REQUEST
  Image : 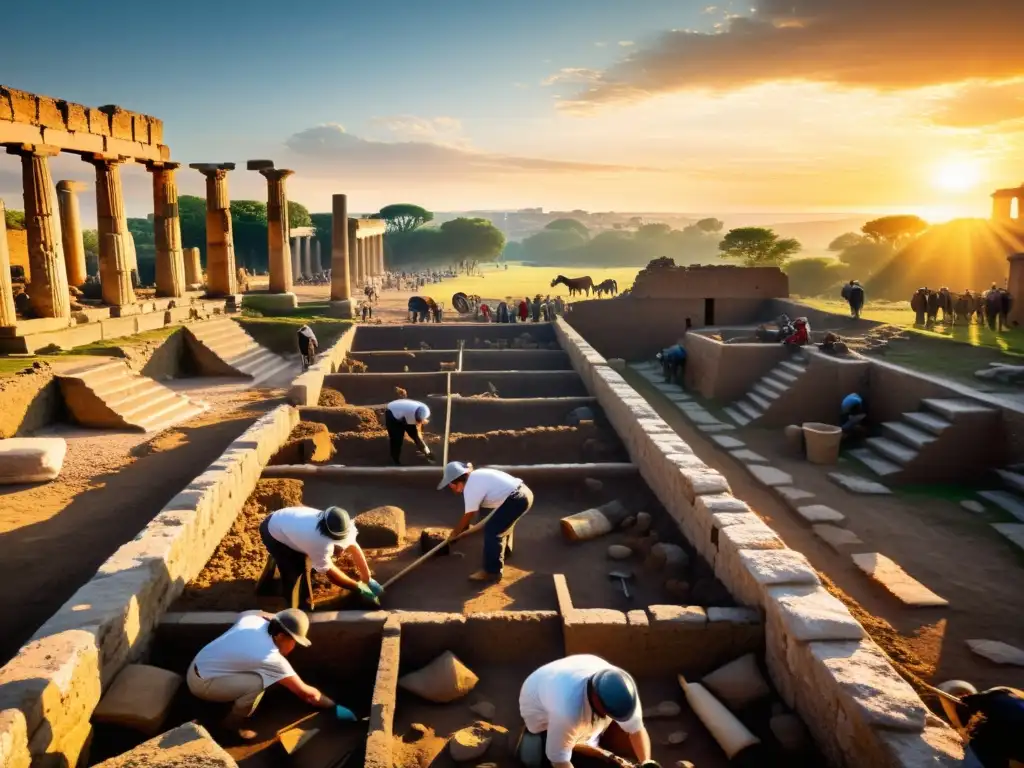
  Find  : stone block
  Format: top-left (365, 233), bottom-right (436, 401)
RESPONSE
top-left (775, 486), bottom-right (815, 509)
top-left (354, 506), bottom-right (406, 548)
top-left (40, 126), bottom-right (105, 154)
top-left (813, 524), bottom-right (864, 552)
top-left (795, 504), bottom-right (845, 524)
top-left (876, 720), bottom-right (979, 767)
top-left (731, 448), bottom-right (769, 464)
top-left (0, 120), bottom-right (43, 145)
top-left (87, 107), bottom-right (111, 136)
top-left (132, 113), bottom-right (150, 144)
top-left (850, 553), bottom-right (948, 608)
top-left (715, 521), bottom-right (785, 590)
top-left (829, 472), bottom-right (891, 495)
top-left (711, 434), bottom-right (745, 449)
top-left (6, 87), bottom-right (36, 123)
top-left (0, 437), bottom-right (67, 484)
top-left (36, 97), bottom-right (64, 130)
top-left (149, 118), bottom-right (164, 145)
top-left (100, 105), bottom-right (134, 140)
top-left (92, 664), bottom-right (182, 736)
top-left (733, 548), bottom-right (820, 608)
top-left (766, 585), bottom-right (864, 643)
top-left (30, 715), bottom-right (92, 768)
top-left (91, 722), bottom-right (238, 767)
top-left (965, 638), bottom-right (1024, 666)
top-left (676, 465), bottom-right (730, 502)
top-left (707, 606), bottom-right (761, 624)
top-left (60, 100), bottom-right (88, 132)
top-left (746, 463), bottom-right (793, 487)
top-left (648, 605), bottom-right (707, 626)
top-left (0, 708), bottom-right (30, 768)
top-left (0, 88), bottom-right (13, 122)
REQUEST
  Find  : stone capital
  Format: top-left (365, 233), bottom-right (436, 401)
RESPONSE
top-left (189, 162), bottom-right (236, 175)
top-left (246, 159), bottom-right (276, 171)
top-left (140, 160), bottom-right (181, 172)
top-left (259, 168), bottom-right (295, 181)
top-left (57, 180), bottom-right (89, 193)
top-left (83, 152), bottom-right (129, 167)
top-left (5, 143), bottom-right (61, 158)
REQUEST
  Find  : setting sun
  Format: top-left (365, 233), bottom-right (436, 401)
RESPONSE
top-left (933, 158), bottom-right (984, 193)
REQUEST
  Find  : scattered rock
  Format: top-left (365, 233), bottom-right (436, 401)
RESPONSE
top-left (399, 651), bottom-right (479, 703)
top-left (643, 700), bottom-right (682, 719)
top-left (634, 512), bottom-right (652, 534)
top-left (711, 435), bottom-right (745, 449)
top-left (420, 527), bottom-right (453, 556)
top-left (450, 724), bottom-right (493, 762)
top-left (960, 500), bottom-right (985, 514)
top-left (584, 477), bottom-right (604, 493)
top-left (353, 505), bottom-right (406, 548)
top-left (469, 700), bottom-right (496, 720)
top-left (566, 406), bottom-right (595, 426)
top-left (770, 713), bottom-right (810, 752)
top-left (409, 723), bottom-right (429, 742)
top-left (747, 464), bottom-right (794, 487)
top-left (702, 653), bottom-right (771, 710)
top-left (620, 516), bottom-right (636, 530)
top-left (645, 543), bottom-right (688, 573)
top-left (828, 472), bottom-right (892, 495)
top-left (664, 731), bottom-right (688, 746)
top-left (607, 544), bottom-right (633, 560)
top-left (966, 639), bottom-right (1024, 666)
top-left (675, 762), bottom-right (695, 768)
top-left (812, 524), bottom-right (863, 552)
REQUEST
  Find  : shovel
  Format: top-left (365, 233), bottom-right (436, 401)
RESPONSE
top-left (609, 570), bottom-right (634, 599)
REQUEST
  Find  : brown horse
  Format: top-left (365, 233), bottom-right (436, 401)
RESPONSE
top-left (594, 279), bottom-right (618, 297)
top-left (551, 274), bottom-right (594, 297)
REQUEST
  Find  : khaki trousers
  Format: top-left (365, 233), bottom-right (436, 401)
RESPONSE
top-left (187, 664), bottom-right (265, 718)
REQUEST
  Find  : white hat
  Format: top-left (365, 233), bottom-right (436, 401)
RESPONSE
top-left (437, 461), bottom-right (472, 490)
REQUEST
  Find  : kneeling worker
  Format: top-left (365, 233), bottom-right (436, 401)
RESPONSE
top-left (187, 608), bottom-right (357, 738)
top-left (656, 343), bottom-right (686, 385)
top-left (259, 505), bottom-right (382, 609)
top-left (438, 461), bottom-right (533, 582)
top-left (517, 654), bottom-right (655, 768)
top-left (840, 393), bottom-right (867, 440)
top-left (386, 398), bottom-right (435, 465)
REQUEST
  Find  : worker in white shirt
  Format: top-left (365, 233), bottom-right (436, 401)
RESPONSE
top-left (437, 461), bottom-right (533, 582)
top-left (385, 398), bottom-right (435, 465)
top-left (517, 655), bottom-right (654, 768)
top-left (187, 608), bottom-right (358, 739)
top-left (258, 505), bottom-right (382, 609)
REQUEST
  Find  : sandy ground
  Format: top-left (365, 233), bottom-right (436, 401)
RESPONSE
top-left (621, 369), bottom-right (1024, 695)
top-left (0, 377), bottom-right (287, 665)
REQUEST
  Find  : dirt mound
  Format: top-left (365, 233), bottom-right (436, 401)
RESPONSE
top-left (318, 387), bottom-right (347, 407)
top-left (299, 406), bottom-right (381, 434)
top-left (290, 421), bottom-right (327, 440)
top-left (338, 357), bottom-right (368, 373)
top-left (394, 386), bottom-right (408, 399)
top-left (270, 422), bottom-right (335, 465)
top-left (354, 505), bottom-right (406, 548)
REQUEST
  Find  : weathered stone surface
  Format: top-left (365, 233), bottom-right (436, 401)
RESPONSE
top-left (808, 639), bottom-right (928, 731)
top-left (766, 585), bottom-right (864, 642)
top-left (850, 553), bottom-right (948, 607)
top-left (730, 449), bottom-right (769, 464)
top-left (469, 700), bottom-right (496, 720)
top-left (965, 639), bottom-right (1024, 666)
top-left (739, 549), bottom-right (821, 591)
top-left (813, 524), bottom-right (864, 552)
top-left (634, 511), bottom-right (652, 534)
top-left (711, 435), bottom-right (745, 449)
top-left (607, 545), bottom-right (633, 560)
top-left (828, 473), bottom-right (891, 495)
top-left (644, 700), bottom-right (682, 719)
top-left (795, 504), bottom-right (846, 524)
top-left (719, 521), bottom-right (784, 553)
top-left (776, 486), bottom-right (815, 508)
top-left (648, 605), bottom-right (707, 625)
top-left (92, 664), bottom-right (182, 735)
top-left (707, 606), bottom-right (761, 624)
top-left (92, 722), bottom-right (238, 767)
top-left (353, 505), bottom-right (406, 548)
top-left (0, 438), bottom-right (67, 484)
top-left (702, 653), bottom-right (771, 709)
top-left (0, 708), bottom-right (29, 768)
top-left (677, 466), bottom-right (731, 500)
top-left (747, 464), bottom-right (793, 487)
top-left (876, 721), bottom-right (979, 767)
top-left (960, 499), bottom-right (985, 514)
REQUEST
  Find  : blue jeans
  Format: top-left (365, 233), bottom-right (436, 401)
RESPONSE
top-left (482, 485), bottom-right (533, 574)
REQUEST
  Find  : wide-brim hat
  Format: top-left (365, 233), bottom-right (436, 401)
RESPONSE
top-left (274, 608), bottom-right (312, 647)
top-left (437, 461), bottom-right (472, 490)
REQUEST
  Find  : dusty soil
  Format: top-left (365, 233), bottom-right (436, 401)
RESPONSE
top-left (318, 387), bottom-right (347, 407)
top-left (623, 369), bottom-right (1024, 696)
top-left (172, 475), bottom-right (727, 614)
top-left (0, 381), bottom-right (283, 665)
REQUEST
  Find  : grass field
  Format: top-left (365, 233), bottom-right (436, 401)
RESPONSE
top-left (436, 264), bottom-right (642, 302)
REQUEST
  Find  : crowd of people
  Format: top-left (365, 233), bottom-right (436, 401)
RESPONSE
top-left (478, 295), bottom-right (565, 324)
top-left (910, 284), bottom-right (1013, 330)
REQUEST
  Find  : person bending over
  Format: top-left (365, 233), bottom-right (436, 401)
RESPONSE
top-left (385, 398), bottom-right (434, 465)
top-left (840, 393), bottom-right (868, 441)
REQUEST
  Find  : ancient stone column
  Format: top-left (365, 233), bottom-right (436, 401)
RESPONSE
top-left (145, 161), bottom-right (186, 298)
top-left (0, 200), bottom-right (17, 326)
top-left (376, 234), bottom-right (385, 276)
top-left (312, 240), bottom-right (323, 274)
top-left (352, 235), bottom-right (363, 288)
top-left (290, 236), bottom-right (300, 278)
top-left (249, 163), bottom-right (294, 293)
top-left (183, 247), bottom-right (202, 286)
top-left (87, 154), bottom-right (135, 308)
top-left (300, 236), bottom-right (312, 279)
top-left (56, 180), bottom-right (88, 287)
top-left (190, 163), bottom-right (238, 297)
top-left (8, 145), bottom-right (70, 319)
top-left (329, 193), bottom-right (353, 317)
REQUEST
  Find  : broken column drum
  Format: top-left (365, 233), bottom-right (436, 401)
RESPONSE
top-left (183, 247), bottom-right (202, 287)
top-left (146, 162), bottom-right (186, 298)
top-left (88, 155), bottom-right (135, 308)
top-left (56, 180), bottom-right (89, 287)
top-left (191, 164), bottom-right (238, 297)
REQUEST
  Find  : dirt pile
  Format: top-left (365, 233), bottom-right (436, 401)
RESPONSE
top-left (270, 422), bottom-right (336, 465)
top-left (338, 357), bottom-right (368, 373)
top-left (318, 387), bottom-right (347, 407)
top-left (300, 406), bottom-right (381, 433)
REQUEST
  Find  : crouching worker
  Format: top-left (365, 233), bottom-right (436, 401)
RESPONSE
top-left (937, 680), bottom-right (1024, 768)
top-left (297, 325), bottom-right (318, 371)
top-left (187, 609), bottom-right (358, 739)
top-left (438, 461), bottom-right (533, 583)
top-left (516, 654), bottom-right (655, 768)
top-left (840, 393), bottom-right (868, 441)
top-left (656, 343), bottom-right (686, 385)
top-left (386, 398), bottom-right (435, 465)
top-left (259, 505), bottom-right (383, 609)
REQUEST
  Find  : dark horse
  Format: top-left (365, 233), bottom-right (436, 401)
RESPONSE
top-left (551, 274), bottom-right (594, 297)
top-left (594, 279), bottom-right (618, 297)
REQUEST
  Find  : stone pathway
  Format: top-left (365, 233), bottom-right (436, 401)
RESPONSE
top-left (966, 639), bottom-right (1024, 666)
top-left (626, 360), bottom-right (950, 612)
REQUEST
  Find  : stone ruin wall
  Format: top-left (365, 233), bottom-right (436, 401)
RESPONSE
top-left (631, 263), bottom-right (790, 300)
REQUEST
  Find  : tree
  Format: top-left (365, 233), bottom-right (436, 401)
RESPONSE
top-left (544, 218), bottom-right (590, 239)
top-left (229, 200), bottom-right (269, 271)
top-left (719, 227), bottom-right (801, 266)
top-left (696, 217), bottom-right (724, 233)
top-left (288, 201), bottom-right (313, 229)
top-left (82, 229), bottom-right (98, 256)
top-left (861, 215), bottom-right (928, 248)
top-left (438, 217), bottom-right (505, 261)
top-left (178, 195), bottom-right (208, 258)
top-left (637, 223), bottom-right (672, 239)
top-left (3, 207), bottom-right (24, 230)
top-left (785, 257), bottom-right (848, 297)
top-left (522, 228), bottom-right (587, 260)
top-left (378, 203), bottom-right (433, 233)
top-left (836, 241), bottom-right (894, 277)
top-left (310, 212), bottom-right (332, 262)
top-left (828, 232), bottom-right (865, 252)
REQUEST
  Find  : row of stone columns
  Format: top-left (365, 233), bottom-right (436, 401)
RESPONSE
top-left (327, 194), bottom-right (387, 318)
top-left (290, 235), bottom-right (323, 280)
top-left (349, 232), bottom-right (384, 289)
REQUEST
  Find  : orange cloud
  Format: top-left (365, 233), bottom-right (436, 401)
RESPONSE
top-left (929, 80), bottom-right (1024, 129)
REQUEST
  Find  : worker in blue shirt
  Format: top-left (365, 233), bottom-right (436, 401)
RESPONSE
top-left (656, 343), bottom-right (686, 385)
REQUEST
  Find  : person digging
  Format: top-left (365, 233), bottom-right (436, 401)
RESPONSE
top-left (258, 505), bottom-right (383, 609)
top-left (187, 608), bottom-right (359, 740)
top-left (516, 654), bottom-right (656, 768)
top-left (385, 398), bottom-right (436, 465)
top-left (936, 680), bottom-right (1024, 768)
top-left (438, 461), bottom-right (533, 583)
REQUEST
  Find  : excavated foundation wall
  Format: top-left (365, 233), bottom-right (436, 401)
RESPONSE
top-left (351, 323), bottom-right (557, 352)
top-left (288, 325), bottom-right (357, 406)
top-left (556, 318), bottom-right (970, 768)
top-left (684, 332), bottom-right (788, 402)
top-left (348, 349), bottom-right (571, 373)
top-left (322, 370), bottom-right (588, 404)
top-left (0, 405), bottom-right (300, 768)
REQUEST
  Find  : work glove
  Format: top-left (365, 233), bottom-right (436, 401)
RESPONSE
top-left (334, 704), bottom-right (357, 722)
top-left (368, 579), bottom-right (384, 598)
top-left (356, 582), bottom-right (379, 604)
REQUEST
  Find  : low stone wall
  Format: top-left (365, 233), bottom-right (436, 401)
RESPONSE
top-left (0, 405), bottom-right (299, 768)
top-left (553, 318), bottom-right (971, 768)
top-left (683, 332), bottom-right (787, 402)
top-left (288, 325), bottom-right (357, 406)
top-left (350, 322), bottom-right (557, 352)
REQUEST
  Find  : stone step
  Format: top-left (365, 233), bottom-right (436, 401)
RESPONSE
top-left (142, 404), bottom-right (207, 434)
top-left (117, 388), bottom-right (182, 420)
top-left (779, 360), bottom-right (806, 375)
top-left (921, 398), bottom-right (998, 420)
top-left (73, 362), bottom-right (133, 389)
top-left (189, 323), bottom-right (241, 344)
top-left (135, 398), bottom-right (203, 432)
top-left (747, 391), bottom-right (774, 411)
top-left (723, 406), bottom-right (751, 427)
top-left (760, 375), bottom-right (789, 393)
top-left (848, 447), bottom-right (903, 477)
top-left (865, 436), bottom-right (919, 466)
top-left (978, 490), bottom-right (1024, 524)
top-left (752, 383), bottom-right (781, 401)
top-left (237, 351), bottom-right (280, 376)
top-left (247, 357), bottom-right (293, 386)
top-left (902, 411), bottom-right (952, 436)
top-left (881, 421), bottom-right (938, 450)
top-left (736, 399), bottom-right (763, 421)
top-left (991, 523), bottom-right (1024, 553)
top-left (995, 469), bottom-right (1024, 495)
top-left (103, 379), bottom-right (167, 409)
top-left (773, 368), bottom-right (799, 384)
top-left (223, 345), bottom-right (266, 369)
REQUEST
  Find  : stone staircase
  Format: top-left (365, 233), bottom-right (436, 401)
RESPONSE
top-left (848, 398), bottom-right (999, 483)
top-left (976, 469), bottom-right (1024, 554)
top-left (58, 361), bottom-right (207, 433)
top-left (184, 318), bottom-right (292, 386)
top-left (723, 357), bottom-right (808, 427)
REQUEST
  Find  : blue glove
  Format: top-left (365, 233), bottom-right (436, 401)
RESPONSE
top-left (368, 579), bottom-right (384, 598)
top-left (356, 583), bottom-right (378, 603)
top-left (334, 704), bottom-right (357, 722)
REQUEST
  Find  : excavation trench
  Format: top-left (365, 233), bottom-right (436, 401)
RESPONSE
top-left (347, 349), bottom-right (572, 373)
top-left (321, 371), bottom-right (587, 405)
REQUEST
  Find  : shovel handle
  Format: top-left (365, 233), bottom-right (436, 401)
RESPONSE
top-left (381, 509), bottom-right (497, 589)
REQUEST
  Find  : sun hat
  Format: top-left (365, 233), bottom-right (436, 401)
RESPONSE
top-left (437, 461), bottom-right (472, 490)
top-left (274, 608), bottom-right (312, 647)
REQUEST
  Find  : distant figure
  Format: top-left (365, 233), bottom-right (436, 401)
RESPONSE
top-left (479, 303), bottom-right (491, 322)
top-left (657, 343), bottom-right (686, 385)
top-left (840, 393), bottom-right (867, 441)
top-left (519, 299), bottom-right (529, 322)
top-left (784, 317), bottom-right (810, 347)
top-left (531, 296), bottom-right (541, 322)
top-left (297, 325), bottom-right (318, 371)
top-left (497, 301), bottom-right (509, 323)
top-left (986, 284), bottom-right (1003, 331)
top-left (844, 280), bottom-right (865, 319)
top-left (926, 289), bottom-right (939, 326)
top-left (1000, 288), bottom-right (1013, 331)
top-left (910, 288), bottom-right (927, 326)
top-left (938, 287), bottom-right (953, 322)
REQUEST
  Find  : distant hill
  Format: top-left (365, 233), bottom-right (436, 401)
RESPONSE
top-left (766, 218), bottom-right (869, 252)
top-left (866, 218), bottom-right (1024, 300)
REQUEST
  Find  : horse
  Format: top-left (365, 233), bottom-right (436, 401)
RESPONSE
top-left (551, 274), bottom-right (594, 297)
top-left (594, 279), bottom-right (618, 297)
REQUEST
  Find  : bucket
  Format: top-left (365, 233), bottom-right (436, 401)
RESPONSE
top-left (802, 422), bottom-right (842, 465)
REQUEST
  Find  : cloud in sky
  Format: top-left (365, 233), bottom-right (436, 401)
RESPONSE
top-left (370, 114), bottom-right (467, 147)
top-left (560, 0), bottom-right (1024, 109)
top-left (929, 80), bottom-right (1024, 130)
top-left (541, 68), bottom-right (603, 87)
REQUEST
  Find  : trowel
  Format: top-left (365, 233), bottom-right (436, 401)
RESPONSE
top-left (608, 569), bottom-right (634, 599)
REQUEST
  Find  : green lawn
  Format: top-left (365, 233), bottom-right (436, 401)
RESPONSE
top-left (427, 264), bottom-right (642, 304)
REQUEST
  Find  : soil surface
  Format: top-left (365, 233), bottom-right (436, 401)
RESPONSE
top-left (173, 475), bottom-right (727, 614)
top-left (622, 369), bottom-right (1024, 696)
top-left (0, 379), bottom-right (282, 665)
